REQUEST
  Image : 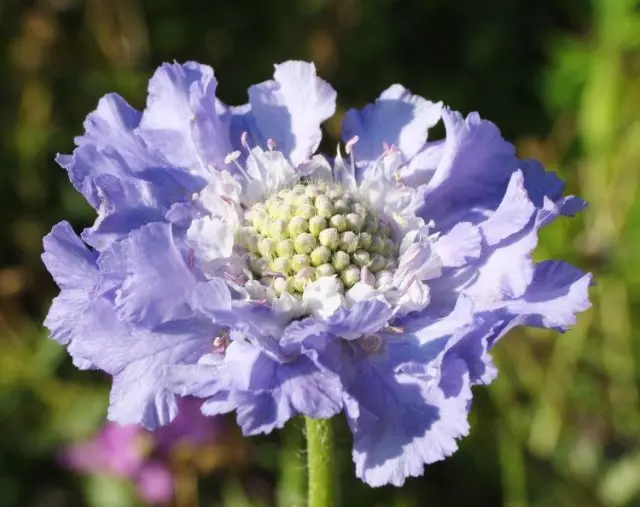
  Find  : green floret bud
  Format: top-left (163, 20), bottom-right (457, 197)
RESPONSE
top-left (291, 254), bottom-right (311, 272)
top-left (266, 197), bottom-right (284, 215)
top-left (332, 250), bottom-right (351, 272)
top-left (248, 254), bottom-right (268, 275)
top-left (294, 194), bottom-right (312, 209)
top-left (304, 184), bottom-right (320, 198)
top-left (351, 202), bottom-right (366, 216)
top-left (269, 219), bottom-right (288, 240)
top-left (370, 236), bottom-right (386, 255)
top-left (258, 237), bottom-right (277, 259)
top-left (334, 198), bottom-right (350, 214)
top-left (315, 263), bottom-right (335, 278)
top-left (276, 239), bottom-right (295, 258)
top-left (352, 250), bottom-right (371, 268)
top-left (346, 212), bottom-right (363, 232)
top-left (296, 202), bottom-right (316, 219)
top-left (309, 216), bottom-right (328, 237)
top-left (287, 216), bottom-right (308, 237)
top-left (340, 265), bottom-right (360, 288)
top-left (364, 214), bottom-right (379, 234)
top-left (310, 245), bottom-right (331, 266)
top-left (282, 190), bottom-right (297, 206)
top-left (270, 257), bottom-right (290, 275)
top-left (292, 184), bottom-right (306, 195)
top-left (314, 195), bottom-right (334, 218)
top-left (271, 277), bottom-right (288, 295)
top-left (294, 267), bottom-right (315, 292)
top-left (357, 232), bottom-right (372, 250)
top-left (319, 228), bottom-right (340, 250)
top-left (368, 253), bottom-right (387, 273)
top-left (272, 203), bottom-right (293, 221)
top-left (294, 232), bottom-right (317, 254)
top-left (339, 231), bottom-right (358, 254)
top-left (379, 221), bottom-right (393, 238)
top-left (382, 238), bottom-right (396, 257)
top-left (329, 214), bottom-right (348, 232)
top-left (327, 186), bottom-right (344, 200)
top-left (285, 276), bottom-right (297, 293)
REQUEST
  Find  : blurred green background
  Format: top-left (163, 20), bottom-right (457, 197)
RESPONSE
top-left (1, 0), bottom-right (639, 505)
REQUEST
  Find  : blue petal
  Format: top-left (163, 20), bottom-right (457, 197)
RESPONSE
top-left (480, 170), bottom-right (536, 246)
top-left (139, 62), bottom-right (233, 173)
top-left (420, 109), bottom-right (518, 230)
top-left (245, 61), bottom-right (336, 165)
top-left (104, 222), bottom-right (198, 329)
top-left (42, 222), bottom-right (99, 347)
top-left (344, 350), bottom-right (471, 487)
top-left (504, 260), bottom-right (592, 332)
top-left (226, 341), bottom-right (343, 435)
top-left (68, 298), bottom-right (212, 428)
top-left (57, 93), bottom-right (199, 250)
top-left (342, 85), bottom-right (442, 169)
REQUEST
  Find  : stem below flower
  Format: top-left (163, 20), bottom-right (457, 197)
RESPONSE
top-left (305, 417), bottom-right (335, 507)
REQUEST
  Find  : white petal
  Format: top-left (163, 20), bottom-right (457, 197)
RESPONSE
top-left (302, 276), bottom-right (344, 319)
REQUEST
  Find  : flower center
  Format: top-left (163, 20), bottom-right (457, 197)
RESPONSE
top-left (235, 180), bottom-right (398, 296)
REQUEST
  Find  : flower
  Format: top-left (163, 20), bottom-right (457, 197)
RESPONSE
top-left (44, 61), bottom-right (591, 488)
top-left (61, 397), bottom-right (227, 504)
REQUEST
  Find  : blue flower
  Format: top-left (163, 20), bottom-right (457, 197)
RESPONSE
top-left (44, 61), bottom-right (591, 487)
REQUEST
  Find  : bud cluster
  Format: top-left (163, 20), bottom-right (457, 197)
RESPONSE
top-left (235, 181), bottom-right (397, 296)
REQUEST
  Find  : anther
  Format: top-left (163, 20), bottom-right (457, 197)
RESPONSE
top-left (224, 151), bottom-right (241, 164)
top-left (345, 135), bottom-right (359, 155)
top-left (241, 131), bottom-right (250, 150)
top-left (267, 138), bottom-right (276, 151)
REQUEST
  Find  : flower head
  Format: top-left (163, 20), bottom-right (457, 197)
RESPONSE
top-left (45, 60), bottom-right (591, 487)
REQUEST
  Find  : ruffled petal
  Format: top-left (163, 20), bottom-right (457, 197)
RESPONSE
top-left (139, 61), bottom-right (232, 174)
top-left (226, 341), bottom-right (342, 435)
top-left (420, 109), bottom-right (518, 229)
top-left (246, 61), bottom-right (336, 166)
top-left (42, 222), bottom-right (99, 346)
top-left (342, 85), bottom-right (442, 169)
top-left (68, 299), bottom-right (212, 428)
top-left (480, 170), bottom-right (536, 246)
top-left (105, 222), bottom-right (197, 329)
top-left (345, 354), bottom-right (471, 487)
top-left (504, 260), bottom-right (592, 332)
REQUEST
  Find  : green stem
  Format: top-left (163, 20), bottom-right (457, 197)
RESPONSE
top-left (305, 417), bottom-right (335, 507)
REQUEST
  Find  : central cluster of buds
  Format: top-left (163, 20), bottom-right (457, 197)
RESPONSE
top-left (235, 180), bottom-right (398, 296)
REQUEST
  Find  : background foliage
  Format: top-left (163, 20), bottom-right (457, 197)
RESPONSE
top-left (1, 0), bottom-right (639, 505)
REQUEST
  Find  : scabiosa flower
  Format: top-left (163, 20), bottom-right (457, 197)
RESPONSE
top-left (44, 61), bottom-right (591, 488)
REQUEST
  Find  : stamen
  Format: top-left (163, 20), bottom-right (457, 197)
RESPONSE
top-left (262, 271), bottom-right (286, 278)
top-left (191, 192), bottom-right (199, 201)
top-left (224, 151), bottom-right (241, 164)
top-left (224, 271), bottom-right (246, 285)
top-left (382, 141), bottom-right (397, 154)
top-left (224, 150), bottom-right (251, 181)
top-left (213, 332), bottom-right (230, 354)
top-left (345, 135), bottom-right (359, 155)
top-left (241, 131), bottom-right (250, 151)
top-left (384, 325), bottom-right (404, 334)
top-left (220, 195), bottom-right (235, 206)
top-left (266, 138), bottom-right (276, 151)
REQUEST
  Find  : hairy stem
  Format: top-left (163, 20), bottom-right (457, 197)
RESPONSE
top-left (305, 417), bottom-right (335, 507)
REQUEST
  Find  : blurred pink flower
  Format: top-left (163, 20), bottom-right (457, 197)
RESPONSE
top-left (135, 462), bottom-right (174, 504)
top-left (62, 397), bottom-right (225, 505)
